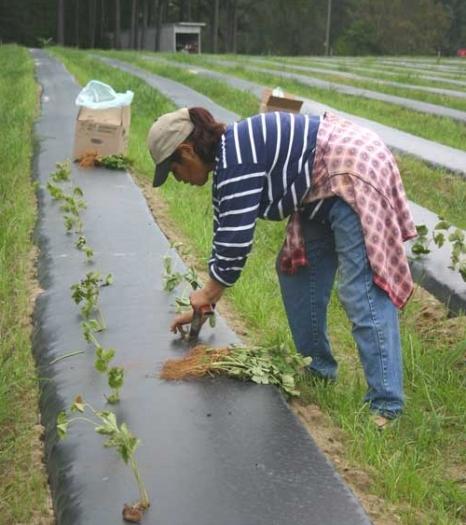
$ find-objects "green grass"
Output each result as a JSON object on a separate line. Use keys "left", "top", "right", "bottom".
{"left": 51, "top": 46, "right": 466, "bottom": 524}
{"left": 99, "top": 50, "right": 466, "bottom": 230}
{"left": 159, "top": 53, "right": 466, "bottom": 152}
{"left": 0, "top": 44, "right": 51, "bottom": 522}
{"left": 283, "top": 58, "right": 466, "bottom": 92}
{"left": 236, "top": 59, "right": 466, "bottom": 112}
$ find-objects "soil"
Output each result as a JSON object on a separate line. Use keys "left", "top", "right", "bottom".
{"left": 15, "top": 247, "right": 54, "bottom": 525}
{"left": 122, "top": 503, "right": 145, "bottom": 523}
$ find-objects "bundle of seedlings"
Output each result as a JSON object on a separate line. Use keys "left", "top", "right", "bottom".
{"left": 161, "top": 344, "right": 311, "bottom": 396}
{"left": 57, "top": 396, "right": 150, "bottom": 523}
{"left": 77, "top": 151, "right": 132, "bottom": 170}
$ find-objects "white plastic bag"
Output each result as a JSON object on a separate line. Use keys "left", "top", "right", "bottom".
{"left": 75, "top": 80, "right": 134, "bottom": 109}
{"left": 272, "top": 86, "right": 285, "bottom": 97}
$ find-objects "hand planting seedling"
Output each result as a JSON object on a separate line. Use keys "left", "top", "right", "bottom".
{"left": 57, "top": 396, "right": 150, "bottom": 522}
{"left": 71, "top": 271, "right": 112, "bottom": 325}
{"left": 161, "top": 344, "right": 311, "bottom": 397}
{"left": 163, "top": 254, "right": 217, "bottom": 336}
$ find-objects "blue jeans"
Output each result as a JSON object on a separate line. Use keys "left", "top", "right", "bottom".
{"left": 277, "top": 198, "right": 404, "bottom": 417}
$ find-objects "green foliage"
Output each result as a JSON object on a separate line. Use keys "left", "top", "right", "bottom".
{"left": 211, "top": 345, "right": 310, "bottom": 397}
{"left": 0, "top": 44, "right": 51, "bottom": 522}
{"left": 94, "top": 346, "right": 116, "bottom": 373}
{"left": 413, "top": 219, "right": 466, "bottom": 281}
{"left": 97, "top": 154, "right": 132, "bottom": 170}
{"left": 71, "top": 272, "right": 112, "bottom": 317}
{"left": 57, "top": 397, "right": 149, "bottom": 508}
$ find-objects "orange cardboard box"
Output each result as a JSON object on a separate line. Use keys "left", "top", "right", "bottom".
{"left": 73, "top": 105, "right": 131, "bottom": 160}
{"left": 259, "top": 88, "right": 303, "bottom": 113}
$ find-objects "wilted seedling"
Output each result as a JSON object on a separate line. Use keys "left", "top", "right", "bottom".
{"left": 183, "top": 267, "right": 201, "bottom": 290}
{"left": 71, "top": 272, "right": 112, "bottom": 323}
{"left": 75, "top": 235, "right": 94, "bottom": 261}
{"left": 57, "top": 397, "right": 150, "bottom": 519}
{"left": 174, "top": 295, "right": 191, "bottom": 314}
{"left": 51, "top": 160, "right": 72, "bottom": 183}
{"left": 82, "top": 319, "right": 105, "bottom": 346}
{"left": 106, "top": 366, "right": 125, "bottom": 404}
{"left": 162, "top": 255, "right": 183, "bottom": 292}
{"left": 95, "top": 345, "right": 116, "bottom": 373}
{"left": 411, "top": 224, "right": 431, "bottom": 256}
{"left": 46, "top": 181, "right": 66, "bottom": 201}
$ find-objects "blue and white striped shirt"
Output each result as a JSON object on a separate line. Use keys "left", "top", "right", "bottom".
{"left": 209, "top": 111, "right": 320, "bottom": 287}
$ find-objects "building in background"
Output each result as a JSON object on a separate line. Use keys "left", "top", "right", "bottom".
{"left": 119, "top": 22, "right": 205, "bottom": 52}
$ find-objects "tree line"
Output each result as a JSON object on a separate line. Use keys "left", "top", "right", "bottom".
{"left": 0, "top": 0, "right": 465, "bottom": 55}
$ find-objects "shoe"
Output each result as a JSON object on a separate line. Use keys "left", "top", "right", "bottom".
{"left": 371, "top": 414, "right": 396, "bottom": 430}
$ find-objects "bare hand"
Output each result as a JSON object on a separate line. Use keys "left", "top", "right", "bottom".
{"left": 190, "top": 278, "right": 225, "bottom": 310}
{"left": 170, "top": 310, "right": 193, "bottom": 335}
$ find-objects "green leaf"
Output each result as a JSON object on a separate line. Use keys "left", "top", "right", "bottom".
{"left": 108, "top": 366, "right": 124, "bottom": 389}
{"left": 56, "top": 411, "right": 69, "bottom": 439}
{"left": 434, "top": 220, "right": 450, "bottom": 231}
{"left": 415, "top": 224, "right": 429, "bottom": 237}
{"left": 70, "top": 395, "right": 85, "bottom": 413}
{"left": 433, "top": 232, "right": 445, "bottom": 248}
{"left": 411, "top": 243, "right": 430, "bottom": 255}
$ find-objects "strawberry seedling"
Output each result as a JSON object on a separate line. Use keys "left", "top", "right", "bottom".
{"left": 57, "top": 397, "right": 150, "bottom": 520}
{"left": 71, "top": 271, "right": 112, "bottom": 325}
{"left": 50, "top": 160, "right": 72, "bottom": 183}
{"left": 75, "top": 235, "right": 94, "bottom": 261}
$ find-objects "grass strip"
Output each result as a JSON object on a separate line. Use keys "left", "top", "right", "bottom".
{"left": 269, "top": 56, "right": 466, "bottom": 92}
{"left": 235, "top": 59, "right": 466, "bottom": 112}
{"left": 0, "top": 44, "right": 51, "bottom": 523}
{"left": 51, "top": 46, "right": 466, "bottom": 525}
{"left": 269, "top": 56, "right": 466, "bottom": 83}
{"left": 162, "top": 52, "right": 466, "bottom": 152}
{"left": 101, "top": 50, "right": 466, "bottom": 230}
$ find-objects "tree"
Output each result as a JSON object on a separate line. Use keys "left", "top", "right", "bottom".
{"left": 212, "top": 0, "right": 219, "bottom": 53}
{"left": 57, "top": 0, "right": 65, "bottom": 44}
{"left": 89, "top": 0, "right": 97, "bottom": 48}
{"left": 114, "top": 0, "right": 121, "bottom": 48}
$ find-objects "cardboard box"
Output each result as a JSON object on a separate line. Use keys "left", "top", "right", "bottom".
{"left": 73, "top": 105, "right": 131, "bottom": 159}
{"left": 259, "top": 88, "right": 303, "bottom": 113}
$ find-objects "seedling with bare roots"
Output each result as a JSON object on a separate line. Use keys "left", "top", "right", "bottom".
{"left": 161, "top": 344, "right": 311, "bottom": 397}
{"left": 57, "top": 396, "right": 150, "bottom": 521}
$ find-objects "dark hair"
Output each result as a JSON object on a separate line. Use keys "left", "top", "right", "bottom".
{"left": 171, "top": 107, "right": 225, "bottom": 165}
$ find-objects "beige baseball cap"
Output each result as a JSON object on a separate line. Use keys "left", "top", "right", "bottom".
{"left": 147, "top": 107, "right": 194, "bottom": 187}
